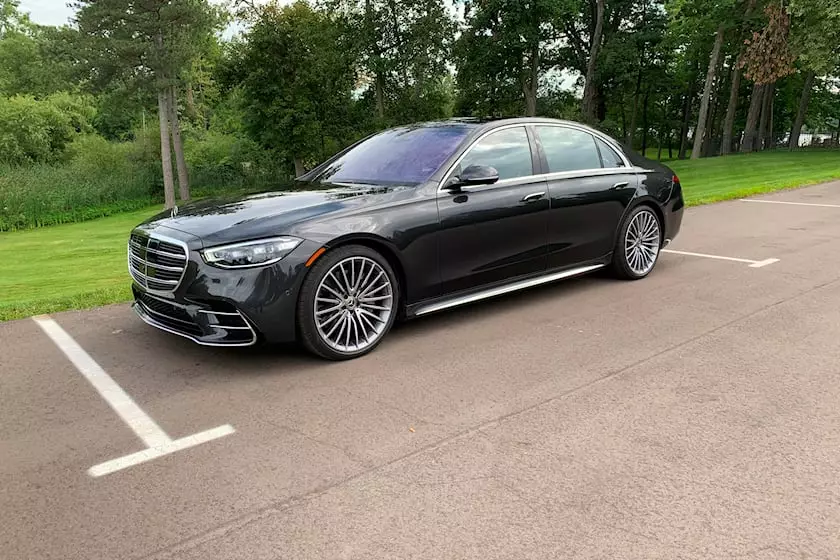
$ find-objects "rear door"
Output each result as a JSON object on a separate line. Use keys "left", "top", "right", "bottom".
{"left": 533, "top": 125, "right": 638, "bottom": 270}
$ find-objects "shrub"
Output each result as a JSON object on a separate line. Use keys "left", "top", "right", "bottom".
{"left": 0, "top": 135, "right": 160, "bottom": 230}
{"left": 185, "top": 130, "right": 291, "bottom": 194}
{"left": 0, "top": 93, "right": 97, "bottom": 165}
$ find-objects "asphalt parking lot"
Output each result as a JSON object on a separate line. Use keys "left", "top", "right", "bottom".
{"left": 3, "top": 181, "right": 840, "bottom": 560}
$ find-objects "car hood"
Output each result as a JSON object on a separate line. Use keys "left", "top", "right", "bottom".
{"left": 139, "top": 184, "right": 408, "bottom": 246}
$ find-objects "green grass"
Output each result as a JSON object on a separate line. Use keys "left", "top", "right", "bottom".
{"left": 670, "top": 149, "right": 840, "bottom": 206}
{"left": 1, "top": 149, "right": 839, "bottom": 322}
{"left": 0, "top": 206, "right": 160, "bottom": 321}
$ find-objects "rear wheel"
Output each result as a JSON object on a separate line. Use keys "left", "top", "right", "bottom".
{"left": 297, "top": 245, "right": 399, "bottom": 360}
{"left": 611, "top": 206, "right": 662, "bottom": 280}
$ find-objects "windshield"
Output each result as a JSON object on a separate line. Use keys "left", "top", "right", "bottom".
{"left": 314, "top": 124, "right": 474, "bottom": 186}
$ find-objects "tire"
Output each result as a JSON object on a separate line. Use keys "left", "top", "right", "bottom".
{"left": 611, "top": 205, "right": 662, "bottom": 280}
{"left": 297, "top": 245, "right": 399, "bottom": 360}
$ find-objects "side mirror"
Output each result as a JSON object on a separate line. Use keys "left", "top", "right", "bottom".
{"left": 446, "top": 165, "right": 500, "bottom": 191}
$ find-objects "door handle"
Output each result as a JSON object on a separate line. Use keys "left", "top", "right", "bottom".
{"left": 521, "top": 192, "right": 546, "bottom": 203}
{"left": 611, "top": 181, "right": 630, "bottom": 190}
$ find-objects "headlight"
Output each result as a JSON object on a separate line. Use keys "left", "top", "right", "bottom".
{"left": 202, "top": 236, "right": 303, "bottom": 269}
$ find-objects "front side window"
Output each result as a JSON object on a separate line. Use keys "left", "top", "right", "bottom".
{"left": 315, "top": 124, "right": 473, "bottom": 186}
{"left": 537, "top": 126, "right": 602, "bottom": 173}
{"left": 457, "top": 127, "right": 534, "bottom": 181}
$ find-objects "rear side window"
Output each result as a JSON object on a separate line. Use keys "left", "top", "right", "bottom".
{"left": 536, "top": 126, "right": 602, "bottom": 173}
{"left": 595, "top": 137, "right": 625, "bottom": 168}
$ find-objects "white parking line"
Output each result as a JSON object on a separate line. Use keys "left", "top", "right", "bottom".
{"left": 740, "top": 199, "right": 840, "bottom": 209}
{"left": 662, "top": 249, "right": 780, "bottom": 269}
{"left": 33, "top": 316, "right": 235, "bottom": 477}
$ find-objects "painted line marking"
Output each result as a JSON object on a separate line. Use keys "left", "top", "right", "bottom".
{"left": 662, "top": 249, "right": 780, "bottom": 269}
{"left": 33, "top": 315, "right": 235, "bottom": 477}
{"left": 88, "top": 425, "right": 235, "bottom": 477}
{"left": 740, "top": 199, "right": 840, "bottom": 209}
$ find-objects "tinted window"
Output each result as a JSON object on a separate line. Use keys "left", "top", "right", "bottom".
{"left": 596, "top": 137, "right": 625, "bottom": 168}
{"left": 315, "top": 124, "right": 473, "bottom": 185}
{"left": 537, "top": 126, "right": 602, "bottom": 173}
{"left": 458, "top": 127, "right": 533, "bottom": 181}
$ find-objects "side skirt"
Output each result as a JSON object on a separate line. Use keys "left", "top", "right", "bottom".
{"left": 408, "top": 262, "right": 607, "bottom": 318}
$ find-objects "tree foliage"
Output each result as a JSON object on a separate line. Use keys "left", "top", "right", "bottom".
{"left": 234, "top": 1, "right": 357, "bottom": 174}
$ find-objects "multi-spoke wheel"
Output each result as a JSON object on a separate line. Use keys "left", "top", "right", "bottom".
{"left": 611, "top": 206, "right": 662, "bottom": 280}
{"left": 297, "top": 245, "right": 399, "bottom": 360}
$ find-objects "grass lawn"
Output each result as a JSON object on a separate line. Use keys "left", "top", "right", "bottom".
{"left": 669, "top": 149, "right": 840, "bottom": 205}
{"left": 0, "top": 207, "right": 159, "bottom": 322}
{"left": 1, "top": 149, "right": 839, "bottom": 322}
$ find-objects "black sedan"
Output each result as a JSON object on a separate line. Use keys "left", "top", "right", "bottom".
{"left": 128, "top": 117, "right": 684, "bottom": 360}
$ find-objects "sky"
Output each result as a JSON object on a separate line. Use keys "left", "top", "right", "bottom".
{"left": 18, "top": 0, "right": 296, "bottom": 28}
{"left": 18, "top": 0, "right": 75, "bottom": 26}
{"left": 18, "top": 0, "right": 460, "bottom": 29}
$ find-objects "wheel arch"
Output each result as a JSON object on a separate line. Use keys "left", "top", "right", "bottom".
{"left": 616, "top": 197, "right": 667, "bottom": 247}
{"left": 322, "top": 234, "right": 408, "bottom": 310}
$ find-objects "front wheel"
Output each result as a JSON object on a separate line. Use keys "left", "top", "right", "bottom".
{"left": 611, "top": 206, "right": 662, "bottom": 280}
{"left": 297, "top": 245, "right": 399, "bottom": 360}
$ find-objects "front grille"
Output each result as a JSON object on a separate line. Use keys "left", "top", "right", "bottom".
{"left": 136, "top": 292, "right": 204, "bottom": 337}
{"left": 128, "top": 232, "right": 188, "bottom": 292}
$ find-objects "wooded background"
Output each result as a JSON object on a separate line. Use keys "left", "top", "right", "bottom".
{"left": 1, "top": 0, "right": 838, "bottom": 226}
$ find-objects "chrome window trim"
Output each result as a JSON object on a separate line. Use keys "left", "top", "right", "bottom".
{"left": 127, "top": 231, "right": 190, "bottom": 294}
{"left": 532, "top": 122, "right": 633, "bottom": 170}
{"left": 438, "top": 121, "right": 633, "bottom": 193}
{"left": 437, "top": 123, "right": 537, "bottom": 193}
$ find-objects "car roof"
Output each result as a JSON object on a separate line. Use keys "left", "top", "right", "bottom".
{"left": 411, "top": 116, "right": 609, "bottom": 137}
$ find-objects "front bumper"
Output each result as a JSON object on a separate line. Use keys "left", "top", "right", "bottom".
{"left": 129, "top": 225, "right": 319, "bottom": 346}
{"left": 132, "top": 290, "right": 259, "bottom": 346}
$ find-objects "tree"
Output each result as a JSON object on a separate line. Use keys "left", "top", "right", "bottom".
{"left": 691, "top": 22, "right": 725, "bottom": 159}
{"left": 323, "top": 0, "right": 456, "bottom": 125}
{"left": 580, "top": 0, "right": 605, "bottom": 123}
{"left": 234, "top": 1, "right": 357, "bottom": 176}
{"left": 787, "top": 0, "right": 840, "bottom": 149}
{"left": 455, "top": 0, "right": 574, "bottom": 118}
{"left": 737, "top": 2, "right": 796, "bottom": 152}
{"left": 75, "top": 0, "right": 218, "bottom": 207}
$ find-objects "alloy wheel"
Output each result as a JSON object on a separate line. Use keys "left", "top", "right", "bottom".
{"left": 313, "top": 256, "right": 394, "bottom": 353}
{"left": 624, "top": 209, "right": 660, "bottom": 276}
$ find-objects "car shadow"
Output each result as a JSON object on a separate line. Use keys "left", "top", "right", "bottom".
{"left": 129, "top": 271, "right": 629, "bottom": 382}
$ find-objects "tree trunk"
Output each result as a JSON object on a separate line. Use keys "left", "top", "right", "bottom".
{"left": 741, "top": 82, "right": 764, "bottom": 153}
{"left": 668, "top": 134, "right": 673, "bottom": 159}
{"left": 678, "top": 75, "right": 696, "bottom": 159}
{"left": 641, "top": 84, "right": 651, "bottom": 155}
{"left": 293, "top": 158, "right": 305, "bottom": 177}
{"left": 375, "top": 73, "right": 385, "bottom": 120}
{"left": 522, "top": 42, "right": 539, "bottom": 117}
{"left": 581, "top": 0, "right": 605, "bottom": 123}
{"left": 620, "top": 102, "right": 627, "bottom": 140}
{"left": 691, "top": 24, "right": 725, "bottom": 160}
{"left": 185, "top": 82, "right": 198, "bottom": 120}
{"left": 789, "top": 70, "right": 815, "bottom": 150}
{"left": 703, "top": 69, "right": 725, "bottom": 158}
{"left": 168, "top": 85, "right": 190, "bottom": 202}
{"left": 721, "top": 66, "right": 741, "bottom": 155}
{"left": 757, "top": 83, "right": 774, "bottom": 151}
{"left": 627, "top": 92, "right": 639, "bottom": 148}
{"left": 157, "top": 89, "right": 176, "bottom": 210}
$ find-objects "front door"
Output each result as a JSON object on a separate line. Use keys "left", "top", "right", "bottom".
{"left": 533, "top": 125, "right": 638, "bottom": 269}
{"left": 436, "top": 126, "right": 550, "bottom": 296}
